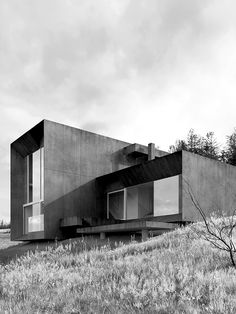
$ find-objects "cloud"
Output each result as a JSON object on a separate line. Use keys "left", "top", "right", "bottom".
{"left": 1, "top": 0, "right": 236, "bottom": 220}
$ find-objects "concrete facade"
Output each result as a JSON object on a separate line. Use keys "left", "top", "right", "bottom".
{"left": 43, "top": 120, "right": 138, "bottom": 240}
{"left": 182, "top": 150, "right": 236, "bottom": 221}
{"left": 11, "top": 120, "right": 236, "bottom": 241}
{"left": 11, "top": 120, "right": 155, "bottom": 240}
{"left": 11, "top": 121, "right": 44, "bottom": 240}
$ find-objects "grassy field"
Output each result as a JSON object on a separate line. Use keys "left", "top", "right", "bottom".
{"left": 0, "top": 224, "right": 236, "bottom": 313}
{"left": 0, "top": 231, "right": 21, "bottom": 250}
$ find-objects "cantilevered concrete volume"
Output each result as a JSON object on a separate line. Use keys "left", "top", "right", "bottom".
{"left": 11, "top": 119, "right": 236, "bottom": 241}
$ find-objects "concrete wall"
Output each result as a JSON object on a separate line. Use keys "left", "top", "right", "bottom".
{"left": 10, "top": 147, "right": 25, "bottom": 240}
{"left": 182, "top": 151, "right": 236, "bottom": 221}
{"left": 43, "top": 120, "right": 137, "bottom": 239}
{"left": 11, "top": 121, "right": 44, "bottom": 240}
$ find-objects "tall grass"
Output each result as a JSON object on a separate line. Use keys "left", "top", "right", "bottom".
{"left": 0, "top": 233, "right": 21, "bottom": 250}
{"left": 0, "top": 224, "right": 236, "bottom": 313}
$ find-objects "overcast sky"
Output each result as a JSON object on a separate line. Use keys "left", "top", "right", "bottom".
{"left": 1, "top": 0, "right": 236, "bottom": 221}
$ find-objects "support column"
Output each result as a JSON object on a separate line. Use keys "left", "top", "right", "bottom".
{"left": 100, "top": 232, "right": 106, "bottom": 240}
{"left": 141, "top": 229, "right": 149, "bottom": 241}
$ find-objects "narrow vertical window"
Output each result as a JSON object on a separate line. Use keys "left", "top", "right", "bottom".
{"left": 24, "top": 147, "right": 44, "bottom": 234}
{"left": 40, "top": 147, "right": 44, "bottom": 200}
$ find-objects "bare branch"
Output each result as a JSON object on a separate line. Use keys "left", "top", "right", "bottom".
{"left": 184, "top": 177, "right": 236, "bottom": 267}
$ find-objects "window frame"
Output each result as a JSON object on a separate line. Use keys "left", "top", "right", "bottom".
{"left": 23, "top": 147, "right": 44, "bottom": 234}
{"left": 153, "top": 174, "right": 180, "bottom": 217}
{"left": 107, "top": 188, "right": 127, "bottom": 220}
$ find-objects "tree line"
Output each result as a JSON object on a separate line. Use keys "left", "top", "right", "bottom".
{"left": 169, "top": 128, "right": 236, "bottom": 166}
{"left": 0, "top": 220, "right": 10, "bottom": 229}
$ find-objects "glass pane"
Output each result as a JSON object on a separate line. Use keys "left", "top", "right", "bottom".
{"left": 126, "top": 182, "right": 153, "bottom": 219}
{"left": 32, "top": 149, "right": 41, "bottom": 202}
{"left": 24, "top": 203, "right": 44, "bottom": 234}
{"left": 32, "top": 202, "right": 41, "bottom": 216}
{"left": 28, "top": 215, "right": 44, "bottom": 233}
{"left": 24, "top": 205, "right": 32, "bottom": 234}
{"left": 26, "top": 148, "right": 44, "bottom": 203}
{"left": 126, "top": 186, "right": 138, "bottom": 219}
{"left": 108, "top": 191, "right": 125, "bottom": 220}
{"left": 41, "top": 147, "right": 44, "bottom": 200}
{"left": 138, "top": 182, "right": 153, "bottom": 218}
{"left": 154, "top": 175, "right": 179, "bottom": 216}
{"left": 27, "top": 155, "right": 33, "bottom": 203}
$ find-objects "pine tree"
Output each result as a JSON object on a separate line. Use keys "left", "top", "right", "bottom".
{"left": 169, "top": 129, "right": 220, "bottom": 160}
{"left": 169, "top": 139, "right": 188, "bottom": 153}
{"left": 186, "top": 129, "right": 203, "bottom": 154}
{"left": 201, "top": 132, "right": 219, "bottom": 160}
{"left": 224, "top": 129, "right": 236, "bottom": 166}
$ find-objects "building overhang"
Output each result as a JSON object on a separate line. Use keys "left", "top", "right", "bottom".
{"left": 11, "top": 120, "right": 44, "bottom": 157}
{"left": 96, "top": 150, "right": 182, "bottom": 192}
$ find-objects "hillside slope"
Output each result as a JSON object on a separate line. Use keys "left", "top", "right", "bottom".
{"left": 0, "top": 224, "right": 236, "bottom": 313}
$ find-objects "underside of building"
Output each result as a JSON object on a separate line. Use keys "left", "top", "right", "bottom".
{"left": 11, "top": 120, "right": 236, "bottom": 241}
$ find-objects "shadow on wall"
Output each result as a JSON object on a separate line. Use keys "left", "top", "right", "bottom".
{"left": 44, "top": 179, "right": 107, "bottom": 239}
{"left": 110, "top": 149, "right": 139, "bottom": 173}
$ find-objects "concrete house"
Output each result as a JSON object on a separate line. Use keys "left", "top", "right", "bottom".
{"left": 11, "top": 120, "right": 236, "bottom": 241}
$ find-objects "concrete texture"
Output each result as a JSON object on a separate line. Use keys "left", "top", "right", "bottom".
{"left": 10, "top": 147, "right": 25, "bottom": 240}
{"left": 12, "top": 120, "right": 141, "bottom": 240}
{"left": 123, "top": 143, "right": 168, "bottom": 158}
{"left": 96, "top": 151, "right": 182, "bottom": 192}
{"left": 182, "top": 150, "right": 236, "bottom": 221}
{"left": 43, "top": 120, "right": 138, "bottom": 239}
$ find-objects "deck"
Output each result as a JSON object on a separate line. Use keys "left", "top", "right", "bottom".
{"left": 76, "top": 220, "right": 178, "bottom": 240}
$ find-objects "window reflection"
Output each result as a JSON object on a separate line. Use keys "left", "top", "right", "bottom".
{"left": 126, "top": 182, "right": 153, "bottom": 219}
{"left": 24, "top": 147, "right": 44, "bottom": 234}
{"left": 107, "top": 175, "right": 180, "bottom": 221}
{"left": 108, "top": 190, "right": 125, "bottom": 220}
{"left": 27, "top": 147, "right": 44, "bottom": 203}
{"left": 107, "top": 182, "right": 153, "bottom": 221}
{"left": 32, "top": 149, "right": 41, "bottom": 202}
{"left": 154, "top": 175, "right": 179, "bottom": 216}
{"left": 24, "top": 203, "right": 44, "bottom": 233}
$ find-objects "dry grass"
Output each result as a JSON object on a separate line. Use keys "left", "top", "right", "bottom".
{"left": 0, "top": 224, "right": 236, "bottom": 313}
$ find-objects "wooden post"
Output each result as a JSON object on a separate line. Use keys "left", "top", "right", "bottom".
{"left": 100, "top": 232, "right": 106, "bottom": 240}
{"left": 141, "top": 229, "right": 149, "bottom": 241}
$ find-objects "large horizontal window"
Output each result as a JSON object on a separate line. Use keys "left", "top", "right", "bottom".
{"left": 107, "top": 175, "right": 180, "bottom": 221}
